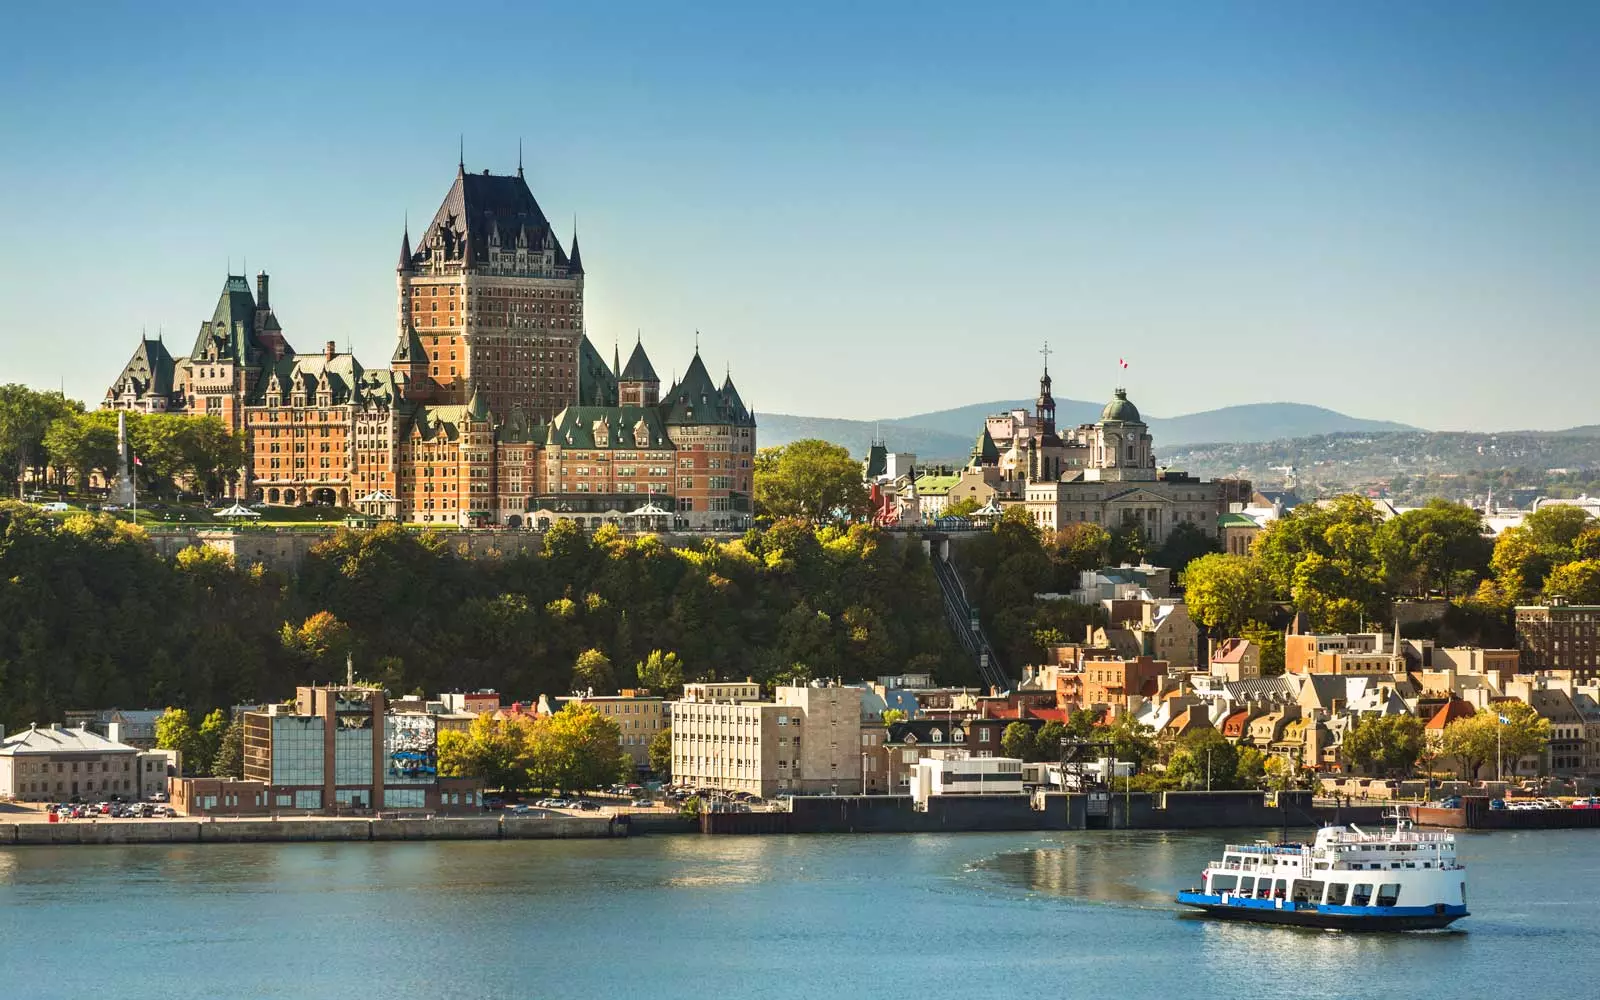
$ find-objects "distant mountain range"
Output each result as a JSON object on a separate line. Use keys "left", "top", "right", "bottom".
{"left": 757, "top": 399, "right": 1418, "bottom": 462}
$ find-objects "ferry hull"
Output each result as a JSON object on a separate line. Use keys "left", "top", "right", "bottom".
{"left": 1176, "top": 892, "right": 1467, "bottom": 931}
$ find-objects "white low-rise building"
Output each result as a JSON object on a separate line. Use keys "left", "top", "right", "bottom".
{"left": 910, "top": 750, "right": 1024, "bottom": 807}
{"left": 0, "top": 724, "right": 143, "bottom": 802}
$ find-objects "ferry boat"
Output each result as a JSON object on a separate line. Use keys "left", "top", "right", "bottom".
{"left": 1175, "top": 818, "right": 1468, "bottom": 931}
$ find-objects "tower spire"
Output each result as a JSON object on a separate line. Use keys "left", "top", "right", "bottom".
{"left": 518, "top": 137, "right": 524, "bottom": 178}
{"left": 458, "top": 134, "right": 465, "bottom": 175}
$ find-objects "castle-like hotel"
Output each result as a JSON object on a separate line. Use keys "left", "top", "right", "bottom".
{"left": 104, "top": 161, "right": 755, "bottom": 529}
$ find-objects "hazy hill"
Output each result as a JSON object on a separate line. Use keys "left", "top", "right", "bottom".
{"left": 1164, "top": 430, "right": 1600, "bottom": 498}
{"left": 759, "top": 399, "right": 1418, "bottom": 462}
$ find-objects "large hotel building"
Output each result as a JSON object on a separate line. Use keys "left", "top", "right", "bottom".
{"left": 104, "top": 160, "right": 755, "bottom": 529}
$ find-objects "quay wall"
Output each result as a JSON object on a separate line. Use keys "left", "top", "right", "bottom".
{"left": 707, "top": 791, "right": 1340, "bottom": 836}
{"left": 0, "top": 814, "right": 624, "bottom": 846}
{"left": 1411, "top": 799, "right": 1600, "bottom": 831}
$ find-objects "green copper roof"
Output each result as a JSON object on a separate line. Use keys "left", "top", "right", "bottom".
{"left": 1101, "top": 388, "right": 1141, "bottom": 423}
{"left": 970, "top": 427, "right": 999, "bottom": 465}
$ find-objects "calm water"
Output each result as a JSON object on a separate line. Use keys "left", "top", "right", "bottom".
{"left": 1, "top": 829, "right": 1596, "bottom": 1000}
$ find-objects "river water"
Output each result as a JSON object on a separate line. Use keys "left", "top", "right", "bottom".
{"left": 1, "top": 829, "right": 1594, "bottom": 1000}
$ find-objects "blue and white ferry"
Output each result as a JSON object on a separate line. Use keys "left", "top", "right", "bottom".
{"left": 1176, "top": 818, "right": 1468, "bottom": 930}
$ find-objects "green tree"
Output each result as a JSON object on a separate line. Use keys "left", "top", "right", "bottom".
{"left": 1256, "top": 495, "right": 1386, "bottom": 628}
{"left": 0, "top": 385, "right": 78, "bottom": 496}
{"left": 1103, "top": 714, "right": 1157, "bottom": 768}
{"left": 1340, "top": 714, "right": 1425, "bottom": 777}
{"left": 177, "top": 417, "right": 247, "bottom": 501}
{"left": 1491, "top": 526, "right": 1552, "bottom": 601}
{"left": 635, "top": 649, "right": 684, "bottom": 692}
{"left": 154, "top": 708, "right": 203, "bottom": 775}
{"left": 437, "top": 715, "right": 535, "bottom": 792}
{"left": 210, "top": 719, "right": 245, "bottom": 779}
{"left": 1046, "top": 522, "right": 1111, "bottom": 578}
{"left": 1182, "top": 553, "right": 1273, "bottom": 636}
{"left": 1372, "top": 499, "right": 1492, "bottom": 597}
{"left": 1032, "top": 721, "right": 1068, "bottom": 763}
{"left": 753, "top": 439, "right": 869, "bottom": 523}
{"left": 880, "top": 708, "right": 907, "bottom": 726}
{"left": 41, "top": 410, "right": 120, "bottom": 495}
{"left": 1438, "top": 713, "right": 1496, "bottom": 780}
{"left": 1152, "top": 521, "right": 1221, "bottom": 576}
{"left": 648, "top": 727, "right": 672, "bottom": 777}
{"left": 1544, "top": 559, "right": 1600, "bottom": 604}
{"left": 572, "top": 648, "right": 615, "bottom": 694}
{"left": 528, "top": 704, "right": 631, "bottom": 791}
{"left": 1000, "top": 721, "right": 1035, "bottom": 761}
{"left": 1166, "top": 728, "right": 1239, "bottom": 790}
{"left": 1234, "top": 745, "right": 1268, "bottom": 787}
{"left": 942, "top": 497, "right": 982, "bottom": 518}
{"left": 195, "top": 708, "right": 229, "bottom": 776}
{"left": 1107, "top": 523, "right": 1147, "bottom": 565}
{"left": 1525, "top": 505, "right": 1593, "bottom": 551}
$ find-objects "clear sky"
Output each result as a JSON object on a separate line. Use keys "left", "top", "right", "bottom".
{"left": 3, "top": 1, "right": 1598, "bottom": 431}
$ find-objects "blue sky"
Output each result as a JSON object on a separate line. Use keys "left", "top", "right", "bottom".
{"left": 3, "top": 1, "right": 1598, "bottom": 431}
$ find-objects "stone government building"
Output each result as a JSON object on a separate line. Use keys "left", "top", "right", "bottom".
{"left": 977, "top": 356, "right": 1232, "bottom": 542}
{"left": 104, "top": 160, "right": 756, "bottom": 529}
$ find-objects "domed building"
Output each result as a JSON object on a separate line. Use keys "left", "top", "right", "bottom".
{"left": 978, "top": 360, "right": 1232, "bottom": 545}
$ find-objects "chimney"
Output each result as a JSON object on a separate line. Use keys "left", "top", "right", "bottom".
{"left": 49, "top": 722, "right": 62, "bottom": 731}
{"left": 256, "top": 271, "right": 270, "bottom": 309}
{"left": 325, "top": 340, "right": 336, "bottom": 361}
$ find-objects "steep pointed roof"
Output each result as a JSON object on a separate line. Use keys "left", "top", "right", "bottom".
{"left": 970, "top": 427, "right": 1000, "bottom": 466}
{"left": 578, "top": 335, "right": 618, "bottom": 407}
{"left": 620, "top": 339, "right": 658, "bottom": 382}
{"left": 189, "top": 275, "right": 258, "bottom": 363}
{"left": 398, "top": 225, "right": 413, "bottom": 273}
{"left": 568, "top": 229, "right": 584, "bottom": 274}
{"left": 467, "top": 386, "right": 491, "bottom": 422}
{"left": 659, "top": 351, "right": 721, "bottom": 425}
{"left": 414, "top": 169, "right": 574, "bottom": 273}
{"left": 720, "top": 373, "right": 754, "bottom": 427}
{"left": 392, "top": 318, "right": 427, "bottom": 365}
{"left": 107, "top": 338, "right": 178, "bottom": 400}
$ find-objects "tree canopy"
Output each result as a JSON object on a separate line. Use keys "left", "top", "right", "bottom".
{"left": 753, "top": 439, "right": 869, "bottom": 523}
{"left": 1341, "top": 714, "right": 1425, "bottom": 777}
{"left": 1181, "top": 553, "right": 1274, "bottom": 636}
{"left": 0, "top": 506, "right": 967, "bottom": 733}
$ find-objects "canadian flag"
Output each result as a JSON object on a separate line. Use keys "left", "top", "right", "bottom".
{"left": 1118, "top": 358, "right": 1129, "bottom": 369}
{"left": 132, "top": 454, "right": 143, "bottom": 467}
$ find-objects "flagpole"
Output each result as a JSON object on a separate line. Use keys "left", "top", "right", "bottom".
{"left": 1497, "top": 716, "right": 1502, "bottom": 784}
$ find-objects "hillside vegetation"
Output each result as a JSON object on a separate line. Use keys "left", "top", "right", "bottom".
{"left": 0, "top": 503, "right": 966, "bottom": 730}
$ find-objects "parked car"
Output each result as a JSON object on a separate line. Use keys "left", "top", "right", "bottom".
{"left": 630, "top": 798, "right": 653, "bottom": 808}
{"left": 575, "top": 800, "right": 600, "bottom": 812}
{"left": 41, "top": 502, "right": 71, "bottom": 513}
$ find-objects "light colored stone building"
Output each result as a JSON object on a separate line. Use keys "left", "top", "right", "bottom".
{"left": 680, "top": 679, "right": 763, "bottom": 704}
{"left": 972, "top": 357, "right": 1230, "bottom": 545}
{"left": 670, "top": 683, "right": 863, "bottom": 797}
{"left": 0, "top": 724, "right": 142, "bottom": 802}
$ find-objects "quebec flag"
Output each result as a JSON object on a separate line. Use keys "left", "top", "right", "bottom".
{"left": 1498, "top": 714, "right": 1510, "bottom": 724}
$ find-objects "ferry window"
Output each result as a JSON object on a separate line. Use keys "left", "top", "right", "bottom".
{"left": 1350, "top": 884, "right": 1373, "bottom": 906}
{"left": 1255, "top": 880, "right": 1273, "bottom": 899}
{"left": 1237, "top": 877, "right": 1255, "bottom": 895}
{"left": 1326, "top": 883, "right": 1349, "bottom": 905}
{"left": 1292, "top": 880, "right": 1324, "bottom": 904}
{"left": 1211, "top": 875, "right": 1238, "bottom": 893}
{"left": 1376, "top": 883, "right": 1402, "bottom": 907}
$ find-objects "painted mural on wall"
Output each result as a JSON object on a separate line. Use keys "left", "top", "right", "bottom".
{"left": 385, "top": 714, "right": 437, "bottom": 784}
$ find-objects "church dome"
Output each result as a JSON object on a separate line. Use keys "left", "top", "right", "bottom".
{"left": 1101, "top": 388, "right": 1141, "bottom": 423}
